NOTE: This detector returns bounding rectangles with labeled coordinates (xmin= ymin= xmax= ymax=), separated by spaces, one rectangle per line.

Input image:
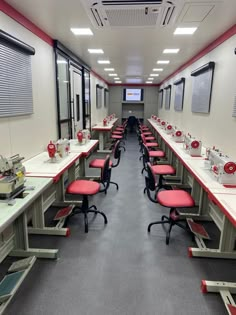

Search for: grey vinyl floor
xmin=2 ymin=133 xmax=236 ymax=314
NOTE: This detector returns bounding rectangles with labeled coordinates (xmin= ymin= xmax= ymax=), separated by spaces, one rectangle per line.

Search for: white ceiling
xmin=4 ymin=0 xmax=236 ymax=84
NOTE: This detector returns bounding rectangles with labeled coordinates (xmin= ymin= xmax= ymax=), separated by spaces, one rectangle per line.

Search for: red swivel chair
xmin=141 ymin=144 xmax=165 ymax=174
xmin=66 ymin=180 xmax=108 ymax=233
xmin=141 ymin=134 xmax=158 ymax=149
xmin=89 ymin=141 xmax=121 ymax=192
xmin=146 ymin=163 xmax=194 ymax=244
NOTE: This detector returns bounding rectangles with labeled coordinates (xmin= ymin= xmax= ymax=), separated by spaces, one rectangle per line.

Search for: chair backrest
xmin=145 ymin=162 xmax=158 ymax=203
xmin=141 ymin=133 xmax=147 ymax=144
xmin=112 ymin=140 xmax=121 ymax=167
xmin=142 ymin=144 xmax=150 ymax=164
xmin=101 ymin=155 xmax=111 ymax=182
xmin=146 ymin=162 xmax=157 ymax=191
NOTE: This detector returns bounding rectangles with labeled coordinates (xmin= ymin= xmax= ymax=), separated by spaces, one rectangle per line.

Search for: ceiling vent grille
xmin=82 ymin=0 xmax=179 ymax=28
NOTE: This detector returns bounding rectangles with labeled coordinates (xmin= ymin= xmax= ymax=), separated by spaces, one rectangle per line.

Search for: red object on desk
xmin=103 ymin=118 xmax=107 ymax=126
xmin=77 ymin=131 xmax=83 ymax=143
xmin=47 ymin=141 xmax=56 ymax=158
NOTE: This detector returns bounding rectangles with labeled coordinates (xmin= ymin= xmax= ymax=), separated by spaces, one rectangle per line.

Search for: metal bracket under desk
xmin=28 ymin=185 xmax=69 ymax=237
xmin=10 ymin=212 xmax=58 ymax=260
xmin=0 ymin=256 xmax=36 ymax=315
xmin=189 ymin=214 xmax=236 ymax=259
xmin=201 ymin=280 xmax=236 ymax=315
xmin=97 ymin=149 xmax=112 ymax=154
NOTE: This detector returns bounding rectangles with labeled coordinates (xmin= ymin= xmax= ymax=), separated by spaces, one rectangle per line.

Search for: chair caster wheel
xmin=166 ymin=235 xmax=170 ymax=245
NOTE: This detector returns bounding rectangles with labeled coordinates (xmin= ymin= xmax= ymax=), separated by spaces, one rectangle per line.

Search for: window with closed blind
xmin=0 ymin=30 xmax=35 ymax=117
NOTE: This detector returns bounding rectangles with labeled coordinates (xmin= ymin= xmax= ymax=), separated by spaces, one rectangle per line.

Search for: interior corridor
xmin=2 ymin=132 xmax=236 ymax=315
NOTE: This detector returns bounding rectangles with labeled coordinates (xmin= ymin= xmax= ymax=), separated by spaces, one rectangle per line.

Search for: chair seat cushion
xmin=89 ymin=159 xmax=113 ymax=168
xmin=142 ymin=132 xmax=152 ymax=135
xmin=151 ymin=164 xmax=175 ymax=175
xmin=67 ymin=180 xmax=100 ymax=195
xmin=112 ymin=131 xmax=123 ymax=134
xmin=157 ymin=190 xmax=195 ymax=208
xmin=149 ymin=150 xmax=165 ymax=158
xmin=111 ymin=135 xmax=123 ymax=139
xmin=145 ymin=136 xmax=155 ymax=141
xmin=116 ymin=127 xmax=124 ymax=130
xmin=146 ymin=142 xmax=158 ymax=147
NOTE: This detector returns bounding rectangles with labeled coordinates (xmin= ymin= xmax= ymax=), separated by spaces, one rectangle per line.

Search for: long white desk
xmin=92 ymin=118 xmax=118 ymax=153
xmin=148 ymin=118 xmax=236 ymax=314
xmin=69 ymin=139 xmax=99 ymax=177
xmin=23 ymin=151 xmax=81 ymax=237
xmin=0 ymin=177 xmax=58 ymax=260
xmin=201 ymin=192 xmax=236 ymax=315
xmin=0 ymin=177 xmax=59 ymax=314
xmin=148 ymin=118 xmax=236 ymax=260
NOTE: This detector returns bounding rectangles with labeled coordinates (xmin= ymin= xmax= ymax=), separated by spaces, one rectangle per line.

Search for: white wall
xmin=109 ymin=86 xmax=158 ymax=124
xmin=90 ymin=73 xmax=108 ymax=126
xmin=158 ymin=35 xmax=236 ymax=158
xmin=0 ymin=12 xmax=57 ymax=160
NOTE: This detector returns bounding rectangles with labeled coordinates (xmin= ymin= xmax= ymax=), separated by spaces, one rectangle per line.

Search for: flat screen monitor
xmin=123 ymin=88 xmax=143 ymax=102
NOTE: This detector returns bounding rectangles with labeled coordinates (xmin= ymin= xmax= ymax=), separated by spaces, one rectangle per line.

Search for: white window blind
xmin=174 ymin=78 xmax=185 ymax=112
xmin=0 ymin=30 xmax=35 ymax=117
xmin=164 ymin=85 xmax=171 ymax=110
xmin=158 ymin=89 xmax=163 ymax=108
xmin=191 ymin=62 xmax=215 ymax=114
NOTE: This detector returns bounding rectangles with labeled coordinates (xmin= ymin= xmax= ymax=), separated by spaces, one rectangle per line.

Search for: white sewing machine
xmin=183 ymin=134 xmax=202 ymax=156
xmin=82 ymin=129 xmax=91 ymax=143
xmin=171 ymin=128 xmax=184 ymax=142
xmin=156 ymin=118 xmax=162 ymax=125
xmin=165 ymin=124 xmax=173 ymax=134
xmin=160 ymin=120 xmax=166 ymax=129
xmin=205 ymin=148 xmax=236 ymax=184
xmin=47 ymin=139 xmax=70 ymax=162
xmin=56 ymin=139 xmax=70 ymax=158
xmin=0 ymin=154 xmax=25 ymax=198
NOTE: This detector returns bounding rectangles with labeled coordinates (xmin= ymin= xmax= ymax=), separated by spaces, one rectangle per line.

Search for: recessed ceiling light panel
xmin=163 ymin=49 xmax=179 ymax=54
xmin=71 ymin=28 xmax=93 ymax=35
xmin=150 ymin=74 xmax=159 ymax=77
xmin=98 ymin=60 xmax=110 ymax=64
xmin=174 ymin=27 xmax=197 ymax=35
xmin=108 ymin=73 xmax=117 ymax=76
xmin=88 ymin=49 xmax=104 ymax=54
xmin=153 ymin=68 xmax=163 ymax=71
xmin=104 ymin=68 xmax=114 ymax=71
xmin=157 ymin=60 xmax=170 ymax=64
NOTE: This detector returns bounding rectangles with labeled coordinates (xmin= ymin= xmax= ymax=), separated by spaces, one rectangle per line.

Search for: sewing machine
xmin=0 ymin=154 xmax=25 ymax=199
xmin=82 ymin=129 xmax=91 ymax=143
xmin=47 ymin=139 xmax=70 ymax=162
xmin=183 ymin=134 xmax=202 ymax=156
xmin=165 ymin=124 xmax=173 ymax=134
xmin=56 ymin=139 xmax=70 ymax=158
xmin=171 ymin=128 xmax=184 ymax=142
xmin=156 ymin=118 xmax=161 ymax=125
xmin=160 ymin=120 xmax=166 ymax=129
xmin=204 ymin=148 xmax=236 ymax=184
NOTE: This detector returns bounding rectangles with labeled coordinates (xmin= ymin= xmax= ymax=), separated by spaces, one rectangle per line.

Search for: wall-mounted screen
xmin=123 ymin=88 xmax=144 ymax=102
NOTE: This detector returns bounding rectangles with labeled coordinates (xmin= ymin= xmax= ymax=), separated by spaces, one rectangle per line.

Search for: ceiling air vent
xmin=82 ymin=0 xmax=179 ymax=28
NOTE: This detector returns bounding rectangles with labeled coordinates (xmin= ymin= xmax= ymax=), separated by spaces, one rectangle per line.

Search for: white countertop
xmin=0 ymin=177 xmax=52 ymax=233
xmin=24 ymin=151 xmax=81 ymax=179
